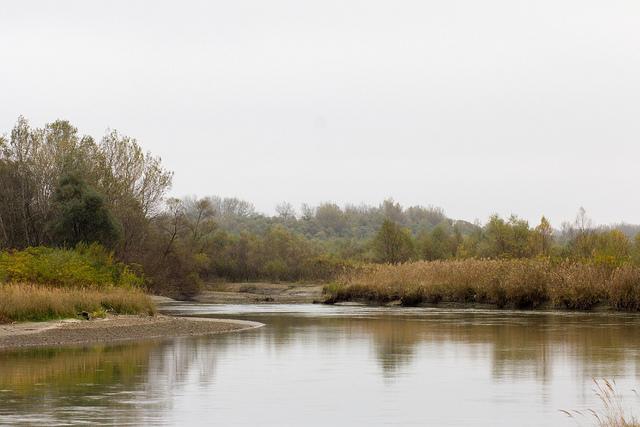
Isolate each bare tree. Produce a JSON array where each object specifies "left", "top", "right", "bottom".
[{"left": 276, "top": 202, "right": 296, "bottom": 221}]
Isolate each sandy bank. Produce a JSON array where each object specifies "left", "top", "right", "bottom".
[
  {"left": 195, "top": 282, "right": 325, "bottom": 304},
  {"left": 0, "top": 315, "right": 263, "bottom": 350}
]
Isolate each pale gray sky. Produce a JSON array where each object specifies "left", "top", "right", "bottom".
[{"left": 1, "top": 0, "right": 639, "bottom": 226}]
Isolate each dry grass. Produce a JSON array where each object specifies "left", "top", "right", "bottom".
[
  {"left": 0, "top": 283, "right": 156, "bottom": 323},
  {"left": 561, "top": 379, "right": 640, "bottom": 427},
  {"left": 324, "top": 259, "right": 640, "bottom": 311}
]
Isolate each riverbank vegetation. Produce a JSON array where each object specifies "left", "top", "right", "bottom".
[
  {"left": 4, "top": 116, "right": 640, "bottom": 308},
  {"left": 324, "top": 260, "right": 640, "bottom": 310},
  {"left": 0, "top": 246, "right": 154, "bottom": 322},
  {"left": 0, "top": 284, "right": 154, "bottom": 323},
  {"left": 0, "top": 245, "right": 142, "bottom": 288}
]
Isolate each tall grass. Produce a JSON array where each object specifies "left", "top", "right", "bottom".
[
  {"left": 562, "top": 379, "right": 640, "bottom": 427},
  {"left": 0, "top": 283, "right": 156, "bottom": 323},
  {"left": 324, "top": 259, "right": 640, "bottom": 311}
]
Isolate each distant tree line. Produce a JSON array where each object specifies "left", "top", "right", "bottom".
[
  {"left": 372, "top": 209, "right": 639, "bottom": 269},
  {"left": 2, "top": 117, "right": 640, "bottom": 297}
]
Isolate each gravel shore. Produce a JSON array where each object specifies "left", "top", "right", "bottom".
[{"left": 0, "top": 315, "right": 263, "bottom": 350}]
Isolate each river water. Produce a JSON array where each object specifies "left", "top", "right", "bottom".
[{"left": 2, "top": 304, "right": 640, "bottom": 426}]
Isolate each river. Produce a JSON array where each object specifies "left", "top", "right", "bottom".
[{"left": 2, "top": 304, "right": 640, "bottom": 426}]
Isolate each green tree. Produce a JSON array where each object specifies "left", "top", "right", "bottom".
[
  {"left": 418, "top": 224, "right": 454, "bottom": 260},
  {"left": 373, "top": 219, "right": 414, "bottom": 263},
  {"left": 592, "top": 229, "right": 630, "bottom": 268},
  {"left": 632, "top": 233, "right": 640, "bottom": 266},
  {"left": 480, "top": 215, "right": 532, "bottom": 259},
  {"left": 48, "top": 175, "right": 120, "bottom": 248},
  {"left": 315, "top": 203, "right": 347, "bottom": 234},
  {"left": 530, "top": 216, "right": 553, "bottom": 256}
]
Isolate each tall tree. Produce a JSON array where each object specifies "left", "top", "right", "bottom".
[
  {"left": 373, "top": 219, "right": 414, "bottom": 263},
  {"left": 48, "top": 175, "right": 120, "bottom": 248},
  {"left": 531, "top": 216, "right": 553, "bottom": 256}
]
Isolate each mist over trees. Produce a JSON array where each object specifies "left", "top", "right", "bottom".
[{"left": 3, "top": 117, "right": 640, "bottom": 297}]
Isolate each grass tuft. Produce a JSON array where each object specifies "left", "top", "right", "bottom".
[{"left": 562, "top": 379, "right": 640, "bottom": 427}]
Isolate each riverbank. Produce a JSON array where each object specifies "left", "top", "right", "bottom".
[
  {"left": 0, "top": 314, "right": 263, "bottom": 350},
  {"left": 196, "top": 282, "right": 324, "bottom": 304}
]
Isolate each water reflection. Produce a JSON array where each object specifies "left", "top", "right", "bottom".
[
  {"left": 2, "top": 307, "right": 640, "bottom": 426},
  {"left": 0, "top": 343, "right": 156, "bottom": 425}
]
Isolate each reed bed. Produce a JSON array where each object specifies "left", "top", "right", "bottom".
[
  {"left": 324, "top": 259, "right": 640, "bottom": 311},
  {"left": 0, "top": 283, "right": 156, "bottom": 323}
]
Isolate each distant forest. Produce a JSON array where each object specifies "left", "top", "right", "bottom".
[{"left": 2, "top": 117, "right": 640, "bottom": 297}]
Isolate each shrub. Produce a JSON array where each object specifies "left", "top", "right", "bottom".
[
  {"left": 0, "top": 244, "right": 143, "bottom": 289},
  {"left": 301, "top": 255, "right": 357, "bottom": 282}
]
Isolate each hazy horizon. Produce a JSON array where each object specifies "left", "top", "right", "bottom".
[{"left": 2, "top": 0, "right": 639, "bottom": 227}]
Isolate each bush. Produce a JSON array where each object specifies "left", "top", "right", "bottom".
[
  {"left": 300, "top": 255, "right": 357, "bottom": 281},
  {"left": 0, "top": 244, "right": 143, "bottom": 289}
]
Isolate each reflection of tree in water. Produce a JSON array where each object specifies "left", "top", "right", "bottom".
[
  {"left": 350, "top": 312, "right": 640, "bottom": 383},
  {"left": 231, "top": 312, "right": 640, "bottom": 383},
  {"left": 0, "top": 342, "right": 156, "bottom": 425},
  {"left": 365, "top": 318, "right": 421, "bottom": 378},
  {"left": 0, "top": 337, "right": 244, "bottom": 425},
  {"left": 3, "top": 311, "right": 640, "bottom": 424},
  {"left": 209, "top": 312, "right": 640, "bottom": 383},
  {"left": 146, "top": 335, "right": 228, "bottom": 390}
]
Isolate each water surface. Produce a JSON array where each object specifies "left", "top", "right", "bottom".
[{"left": 2, "top": 304, "right": 640, "bottom": 426}]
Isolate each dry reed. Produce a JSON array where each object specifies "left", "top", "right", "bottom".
[
  {"left": 0, "top": 283, "right": 156, "bottom": 323},
  {"left": 325, "top": 259, "right": 640, "bottom": 311},
  {"left": 561, "top": 379, "right": 640, "bottom": 427}
]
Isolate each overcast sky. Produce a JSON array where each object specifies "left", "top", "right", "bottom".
[{"left": 1, "top": 0, "right": 639, "bottom": 226}]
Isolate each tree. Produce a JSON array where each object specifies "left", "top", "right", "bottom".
[
  {"left": 48, "top": 175, "right": 120, "bottom": 248},
  {"left": 563, "top": 208, "right": 597, "bottom": 259},
  {"left": 531, "top": 216, "right": 553, "bottom": 256},
  {"left": 373, "top": 219, "right": 414, "bottom": 263},
  {"left": 315, "top": 202, "right": 347, "bottom": 234},
  {"left": 276, "top": 202, "right": 296, "bottom": 221},
  {"left": 381, "top": 198, "right": 404, "bottom": 224},
  {"left": 96, "top": 130, "right": 173, "bottom": 217},
  {"left": 592, "top": 229, "right": 630, "bottom": 268},
  {"left": 478, "top": 215, "right": 532, "bottom": 259},
  {"left": 418, "top": 224, "right": 454, "bottom": 260},
  {"left": 575, "top": 206, "right": 592, "bottom": 233},
  {"left": 95, "top": 130, "right": 173, "bottom": 260},
  {"left": 183, "top": 197, "right": 216, "bottom": 246},
  {"left": 632, "top": 233, "right": 640, "bottom": 265}
]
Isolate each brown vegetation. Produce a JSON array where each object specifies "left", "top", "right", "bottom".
[
  {"left": 325, "top": 259, "right": 640, "bottom": 311},
  {"left": 562, "top": 379, "right": 640, "bottom": 427},
  {"left": 0, "top": 284, "right": 155, "bottom": 323}
]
